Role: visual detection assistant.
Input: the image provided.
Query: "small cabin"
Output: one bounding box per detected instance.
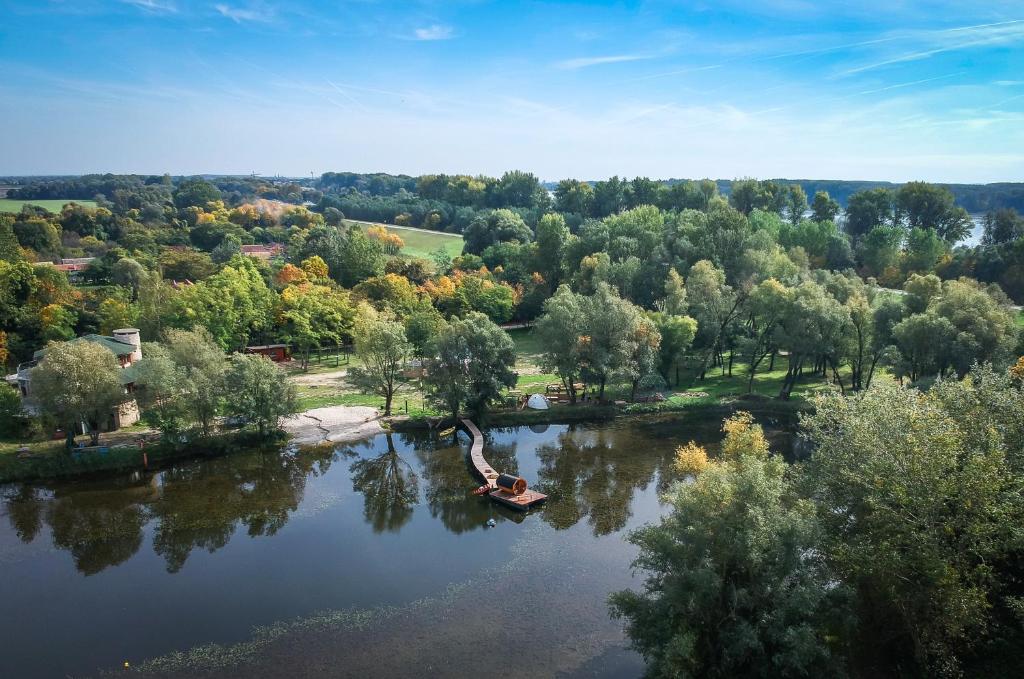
[245,344,291,362]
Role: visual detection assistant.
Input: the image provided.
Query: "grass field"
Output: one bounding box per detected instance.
[345,219,464,260]
[0,198,97,213]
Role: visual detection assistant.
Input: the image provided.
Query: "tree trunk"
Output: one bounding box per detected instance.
[384,390,393,416]
[64,426,75,451]
[779,354,803,400]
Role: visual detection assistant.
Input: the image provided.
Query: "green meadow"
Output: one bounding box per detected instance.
[346,219,464,260]
[0,198,97,213]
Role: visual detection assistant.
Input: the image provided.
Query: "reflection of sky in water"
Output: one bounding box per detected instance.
[0,418,756,679]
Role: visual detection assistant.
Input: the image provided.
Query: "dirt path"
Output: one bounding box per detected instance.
[289,369,349,387]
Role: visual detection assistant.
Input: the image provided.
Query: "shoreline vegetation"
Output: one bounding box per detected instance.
[0,395,806,484]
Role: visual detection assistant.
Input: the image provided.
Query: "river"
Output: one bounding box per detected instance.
[0,416,791,678]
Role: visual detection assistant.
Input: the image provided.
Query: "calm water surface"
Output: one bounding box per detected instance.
[0,417,784,678]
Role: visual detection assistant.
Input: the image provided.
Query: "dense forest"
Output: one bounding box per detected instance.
[2,170,1023,373]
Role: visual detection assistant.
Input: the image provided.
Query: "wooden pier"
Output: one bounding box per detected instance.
[460,418,546,511]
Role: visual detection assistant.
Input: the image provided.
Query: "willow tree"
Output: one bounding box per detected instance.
[32,341,126,448]
[349,312,412,416]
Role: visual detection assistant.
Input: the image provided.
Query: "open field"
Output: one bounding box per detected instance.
[0,198,97,213]
[345,218,464,259]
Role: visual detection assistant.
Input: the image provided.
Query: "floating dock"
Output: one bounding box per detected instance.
[460,418,546,511]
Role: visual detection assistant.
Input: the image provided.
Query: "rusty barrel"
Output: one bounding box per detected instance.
[495,473,527,495]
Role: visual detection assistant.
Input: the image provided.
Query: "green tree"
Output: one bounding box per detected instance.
[810,190,840,224]
[579,283,653,399]
[279,283,355,369]
[896,181,973,242]
[802,372,1024,674]
[163,327,227,437]
[173,179,221,209]
[211,233,242,264]
[554,178,595,216]
[686,260,746,379]
[611,414,847,678]
[535,285,588,403]
[659,268,688,316]
[349,313,412,416]
[903,227,946,273]
[31,340,127,447]
[649,312,697,387]
[534,212,569,286]
[0,214,22,262]
[223,353,297,437]
[845,188,896,240]
[737,278,790,392]
[859,225,904,277]
[133,343,189,441]
[403,306,447,358]
[111,257,147,300]
[423,312,516,419]
[785,183,808,225]
[164,256,275,350]
[981,208,1024,245]
[775,281,850,398]
[462,209,532,255]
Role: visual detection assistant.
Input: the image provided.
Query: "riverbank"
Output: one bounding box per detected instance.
[0,430,288,484]
[0,394,808,484]
[387,392,807,433]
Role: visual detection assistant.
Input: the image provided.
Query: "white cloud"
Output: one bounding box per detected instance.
[412,24,454,41]
[122,0,177,12]
[556,54,653,70]
[214,3,275,24]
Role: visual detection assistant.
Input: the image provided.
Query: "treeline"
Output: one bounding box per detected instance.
[553,177,1024,211]
[9,174,320,208]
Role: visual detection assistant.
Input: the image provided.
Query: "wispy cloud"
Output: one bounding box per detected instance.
[556,54,653,70]
[412,24,454,41]
[214,3,275,24]
[121,0,177,12]
[837,19,1024,77]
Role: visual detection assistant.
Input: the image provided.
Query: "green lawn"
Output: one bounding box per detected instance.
[0,198,97,213]
[345,219,463,260]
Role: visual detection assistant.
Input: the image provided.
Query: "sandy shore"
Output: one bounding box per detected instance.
[283,406,384,445]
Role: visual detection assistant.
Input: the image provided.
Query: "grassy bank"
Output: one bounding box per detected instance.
[0,431,285,485]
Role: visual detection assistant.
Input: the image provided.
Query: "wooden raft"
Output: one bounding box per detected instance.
[460,418,546,511]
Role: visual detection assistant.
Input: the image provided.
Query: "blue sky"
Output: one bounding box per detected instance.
[1,1,1022,182]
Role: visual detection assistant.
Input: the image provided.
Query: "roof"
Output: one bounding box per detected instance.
[241,243,284,254]
[33,334,138,361]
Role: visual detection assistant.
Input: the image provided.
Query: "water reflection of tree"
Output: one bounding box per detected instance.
[349,433,419,533]
[5,486,44,542]
[47,486,149,575]
[413,432,521,533]
[3,446,340,575]
[151,447,339,572]
[536,427,667,536]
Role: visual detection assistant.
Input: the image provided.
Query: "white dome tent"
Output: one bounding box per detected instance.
[526,393,549,410]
